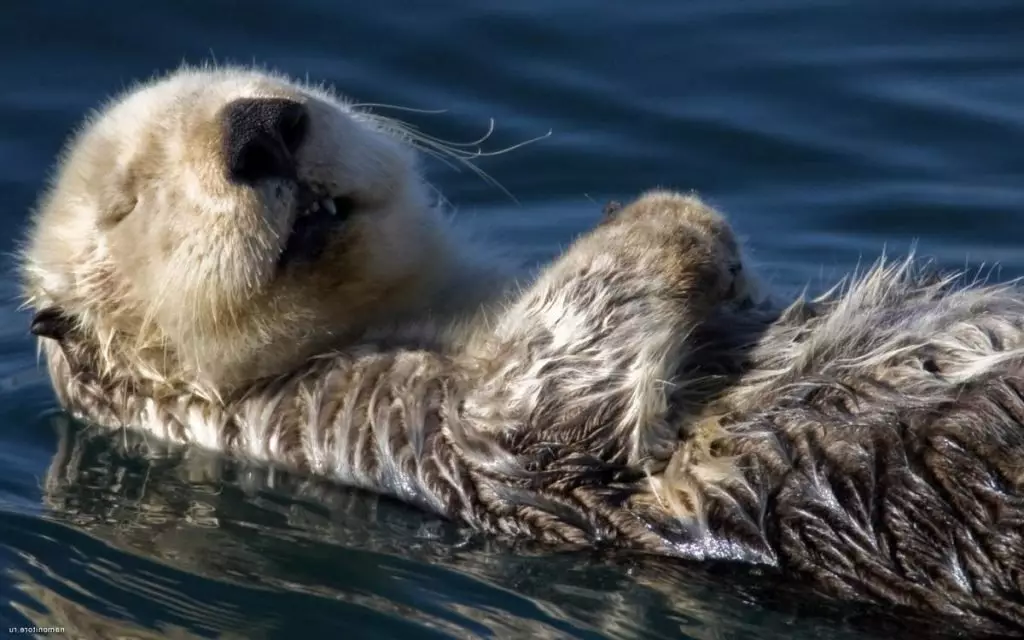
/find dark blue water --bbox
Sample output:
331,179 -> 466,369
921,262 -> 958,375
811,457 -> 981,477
1,1 -> 1022,637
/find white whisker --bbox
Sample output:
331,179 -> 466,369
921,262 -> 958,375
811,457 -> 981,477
359,109 -> 551,203
349,103 -> 450,115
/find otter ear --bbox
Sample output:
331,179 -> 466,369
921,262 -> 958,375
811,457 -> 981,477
30,307 -> 73,341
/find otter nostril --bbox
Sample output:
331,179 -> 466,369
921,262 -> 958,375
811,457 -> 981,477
222,98 -> 309,185
277,102 -> 309,154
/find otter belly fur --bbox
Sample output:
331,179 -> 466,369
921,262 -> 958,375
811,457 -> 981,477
20,66 -> 1024,636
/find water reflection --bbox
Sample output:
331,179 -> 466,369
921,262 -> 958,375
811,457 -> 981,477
0,413 -> 971,639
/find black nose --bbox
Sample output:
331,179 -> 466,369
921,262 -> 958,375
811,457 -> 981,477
222,98 -> 310,184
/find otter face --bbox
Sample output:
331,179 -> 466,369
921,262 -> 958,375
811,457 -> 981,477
23,67 -> 462,392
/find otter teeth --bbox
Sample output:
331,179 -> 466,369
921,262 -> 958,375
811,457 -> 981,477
298,197 -> 338,218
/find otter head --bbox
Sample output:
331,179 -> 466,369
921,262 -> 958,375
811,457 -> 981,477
22,66 -> 467,394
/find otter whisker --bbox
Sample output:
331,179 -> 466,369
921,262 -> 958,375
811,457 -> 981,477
362,111 -> 549,203
387,116 -> 552,163
349,102 -> 450,115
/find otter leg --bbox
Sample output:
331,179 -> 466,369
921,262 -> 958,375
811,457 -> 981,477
463,190 -> 752,469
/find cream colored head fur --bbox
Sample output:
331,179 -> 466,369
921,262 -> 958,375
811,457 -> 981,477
22,66 -> 506,395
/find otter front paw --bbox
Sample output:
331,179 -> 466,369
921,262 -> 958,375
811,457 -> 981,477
601,190 -> 751,308
474,190 -> 754,468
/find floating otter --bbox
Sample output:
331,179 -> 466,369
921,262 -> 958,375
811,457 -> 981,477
21,67 -> 1024,636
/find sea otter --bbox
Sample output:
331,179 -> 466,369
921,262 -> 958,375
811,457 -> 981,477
20,66 -> 1024,636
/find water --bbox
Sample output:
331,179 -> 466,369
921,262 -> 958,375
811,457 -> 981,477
1,1 -> 1022,637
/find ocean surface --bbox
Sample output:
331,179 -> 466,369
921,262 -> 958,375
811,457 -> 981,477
1,1 -> 1022,638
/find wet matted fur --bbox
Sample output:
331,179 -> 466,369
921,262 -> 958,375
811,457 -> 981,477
34,414 -> 985,640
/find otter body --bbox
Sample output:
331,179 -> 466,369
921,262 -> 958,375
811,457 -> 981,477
688,264 -> 1024,634
21,67 -> 1024,636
